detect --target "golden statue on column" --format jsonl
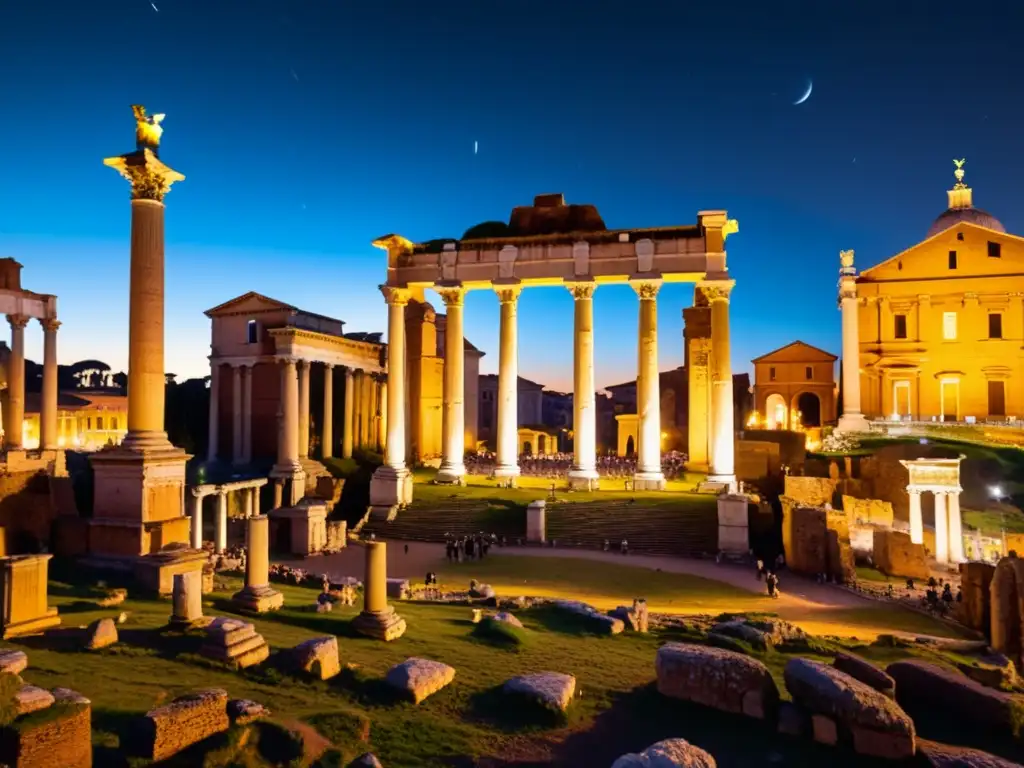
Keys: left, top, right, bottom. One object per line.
{"left": 132, "top": 105, "right": 166, "bottom": 155}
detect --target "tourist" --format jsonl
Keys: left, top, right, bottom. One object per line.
{"left": 404, "top": 543, "right": 409, "bottom": 556}
{"left": 766, "top": 572, "right": 778, "bottom": 598}
{"left": 956, "top": 585, "right": 963, "bottom": 603}
{"left": 620, "top": 539, "right": 629, "bottom": 555}
{"left": 755, "top": 559, "right": 764, "bottom": 581}
{"left": 603, "top": 539, "right": 610, "bottom": 552}
{"left": 941, "top": 583, "right": 953, "bottom": 604}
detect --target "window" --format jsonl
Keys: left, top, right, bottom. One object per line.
{"left": 246, "top": 319, "right": 258, "bottom": 344}
{"left": 957, "top": 232, "right": 964, "bottom": 241}
{"left": 805, "top": 366, "right": 813, "bottom": 380}
{"left": 988, "top": 241, "right": 1002, "bottom": 258}
{"left": 96, "top": 417, "right": 104, "bottom": 430}
{"left": 989, "top": 313, "right": 1003, "bottom": 339}
{"left": 769, "top": 367, "right": 776, "bottom": 381}
{"left": 943, "top": 311, "right": 958, "bottom": 340}
{"left": 894, "top": 314, "right": 908, "bottom": 339}
{"left": 948, "top": 250, "right": 957, "bottom": 269}
{"left": 989, "top": 381, "right": 1007, "bottom": 417}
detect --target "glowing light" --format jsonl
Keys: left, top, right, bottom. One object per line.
{"left": 991, "top": 485, "right": 1003, "bottom": 498}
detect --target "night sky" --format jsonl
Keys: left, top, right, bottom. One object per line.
{"left": 1, "top": 1, "right": 1021, "bottom": 391}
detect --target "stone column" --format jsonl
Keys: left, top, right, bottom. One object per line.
{"left": 377, "top": 379, "right": 388, "bottom": 451}
{"left": 494, "top": 283, "right": 522, "bottom": 483}
{"left": 246, "top": 486, "right": 255, "bottom": 517}
{"left": 232, "top": 515, "right": 283, "bottom": 612}
{"left": 352, "top": 540, "right": 406, "bottom": 641}
{"left": 39, "top": 319, "right": 59, "bottom": 450}
{"left": 838, "top": 251, "right": 870, "bottom": 431}
{"left": 190, "top": 493, "right": 204, "bottom": 549}
{"left": 272, "top": 481, "right": 283, "bottom": 510}
{"left": 566, "top": 281, "right": 599, "bottom": 489}
{"left": 703, "top": 281, "right": 736, "bottom": 485}
{"left": 241, "top": 364, "right": 252, "bottom": 464}
{"left": 5, "top": 314, "right": 27, "bottom": 450}
{"left": 436, "top": 284, "right": 467, "bottom": 484}
{"left": 361, "top": 371, "right": 374, "bottom": 448}
{"left": 342, "top": 367, "right": 354, "bottom": 459}
{"left": 908, "top": 489, "right": 923, "bottom": 544}
{"left": 207, "top": 363, "right": 220, "bottom": 462}
{"left": 683, "top": 295, "right": 712, "bottom": 472}
{"left": 231, "top": 365, "right": 243, "bottom": 465}
{"left": 276, "top": 358, "right": 301, "bottom": 472}
{"left": 215, "top": 491, "right": 228, "bottom": 553}
{"left": 322, "top": 363, "right": 334, "bottom": 459}
{"left": 298, "top": 360, "right": 310, "bottom": 460}
{"left": 632, "top": 278, "right": 665, "bottom": 490}
{"left": 934, "top": 491, "right": 949, "bottom": 564}
{"left": 948, "top": 489, "right": 965, "bottom": 563}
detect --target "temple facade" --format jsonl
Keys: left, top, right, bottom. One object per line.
{"left": 840, "top": 163, "right": 1024, "bottom": 425}
{"left": 752, "top": 341, "right": 837, "bottom": 429}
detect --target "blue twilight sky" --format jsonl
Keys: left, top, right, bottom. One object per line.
{"left": 1, "top": 1, "right": 1021, "bottom": 391}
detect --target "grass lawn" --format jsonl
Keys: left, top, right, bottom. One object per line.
{"left": 963, "top": 507, "right": 1024, "bottom": 536}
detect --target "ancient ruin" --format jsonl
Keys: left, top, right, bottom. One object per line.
{"left": 352, "top": 541, "right": 406, "bottom": 641}
{"left": 901, "top": 456, "right": 965, "bottom": 565}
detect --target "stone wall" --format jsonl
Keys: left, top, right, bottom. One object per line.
{"left": 0, "top": 470, "right": 61, "bottom": 554}
{"left": 841, "top": 496, "right": 894, "bottom": 528}
{"left": 958, "top": 561, "right": 995, "bottom": 636}
{"left": 0, "top": 702, "right": 92, "bottom": 768}
{"left": 872, "top": 530, "right": 929, "bottom": 580}
{"left": 990, "top": 557, "right": 1024, "bottom": 668}
{"left": 736, "top": 441, "right": 781, "bottom": 481}
{"left": 138, "top": 688, "right": 229, "bottom": 761}
{"left": 782, "top": 504, "right": 828, "bottom": 575}
{"left": 784, "top": 477, "right": 838, "bottom": 507}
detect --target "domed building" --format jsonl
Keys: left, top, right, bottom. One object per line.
{"left": 848, "top": 161, "right": 1022, "bottom": 423}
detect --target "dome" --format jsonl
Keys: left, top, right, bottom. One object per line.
{"left": 927, "top": 207, "right": 1005, "bottom": 238}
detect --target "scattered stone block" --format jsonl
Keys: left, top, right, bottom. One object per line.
{"left": 291, "top": 636, "right": 341, "bottom": 681}
{"left": 1, "top": 689, "right": 91, "bottom": 768}
{"left": 139, "top": 688, "right": 229, "bottom": 762}
{"left": 170, "top": 570, "right": 203, "bottom": 627}
{"left": 0, "top": 554, "right": 61, "bottom": 639}
{"left": 873, "top": 530, "right": 930, "bottom": 580}
{"left": 15, "top": 686, "right": 54, "bottom": 716}
{"left": 611, "top": 737, "right": 717, "bottom": 767}
{"left": 52, "top": 688, "right": 90, "bottom": 705}
{"left": 918, "top": 738, "right": 1023, "bottom": 767}
{"left": 811, "top": 714, "right": 838, "bottom": 746}
{"left": 385, "top": 658, "right": 456, "bottom": 704}
{"left": 348, "top": 754, "right": 383, "bottom": 768}
{"left": 656, "top": 643, "right": 779, "bottom": 720}
{"left": 386, "top": 579, "right": 411, "bottom": 600}
{"left": 777, "top": 701, "right": 805, "bottom": 737}
{"left": 96, "top": 588, "right": 127, "bottom": 608}
{"left": 491, "top": 611, "right": 522, "bottom": 628}
{"left": 200, "top": 617, "right": 269, "bottom": 669}
{"left": 887, "top": 659, "right": 1024, "bottom": 740}
{"left": 0, "top": 650, "right": 27, "bottom": 675}
{"left": 228, "top": 698, "right": 270, "bottom": 725}
{"left": 833, "top": 651, "right": 896, "bottom": 698}
{"left": 85, "top": 618, "right": 118, "bottom": 650}
{"left": 610, "top": 600, "right": 650, "bottom": 633}
{"left": 958, "top": 561, "right": 995, "bottom": 634}
{"left": 503, "top": 672, "right": 575, "bottom": 713}
{"left": 553, "top": 599, "right": 624, "bottom": 634}
{"left": 468, "top": 582, "right": 495, "bottom": 600}
{"left": 784, "top": 658, "right": 915, "bottom": 759}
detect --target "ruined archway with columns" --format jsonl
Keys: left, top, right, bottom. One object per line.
{"left": 900, "top": 456, "right": 966, "bottom": 565}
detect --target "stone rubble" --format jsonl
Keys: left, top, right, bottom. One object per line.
{"left": 611, "top": 738, "right": 717, "bottom": 767}
{"left": 290, "top": 636, "right": 341, "bottom": 681}
{"left": 84, "top": 618, "right": 118, "bottom": 650}
{"left": 200, "top": 617, "right": 269, "bottom": 669}
{"left": 656, "top": 643, "right": 779, "bottom": 719}
{"left": 0, "top": 649, "right": 28, "bottom": 675}
{"left": 140, "top": 688, "right": 230, "bottom": 762}
{"left": 503, "top": 672, "right": 576, "bottom": 713}
{"left": 385, "top": 658, "right": 456, "bottom": 704}
{"left": 227, "top": 698, "right": 270, "bottom": 725}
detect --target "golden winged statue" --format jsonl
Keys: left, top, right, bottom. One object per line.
{"left": 840, "top": 250, "right": 855, "bottom": 269}
{"left": 132, "top": 104, "right": 166, "bottom": 153}
{"left": 952, "top": 158, "right": 966, "bottom": 187}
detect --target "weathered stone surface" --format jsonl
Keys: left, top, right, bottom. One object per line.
{"left": 385, "top": 658, "right": 456, "bottom": 704}
{"left": 611, "top": 737, "right": 717, "bottom": 767}
{"left": 348, "top": 754, "right": 384, "bottom": 768}
{"left": 991, "top": 557, "right": 1024, "bottom": 667}
{"left": 874, "top": 530, "right": 930, "bottom": 580}
{"left": 291, "top": 636, "right": 341, "bottom": 680}
{"left": 833, "top": 651, "right": 896, "bottom": 698}
{"left": 386, "top": 578, "right": 410, "bottom": 600}
{"left": 888, "top": 659, "right": 1024, "bottom": 740}
{"left": 957, "top": 654, "right": 1018, "bottom": 691}
{"left": 611, "top": 601, "right": 650, "bottom": 633}
{"left": 0, "top": 649, "right": 27, "bottom": 675}
{"left": 492, "top": 611, "right": 523, "bottom": 628}
{"left": 1, "top": 694, "right": 91, "bottom": 768}
{"left": 504, "top": 672, "right": 575, "bottom": 712}
{"left": 96, "top": 587, "right": 127, "bottom": 607}
{"left": 811, "top": 714, "right": 838, "bottom": 746}
{"left": 959, "top": 562, "right": 996, "bottom": 635}
{"left": 553, "top": 599, "right": 623, "bottom": 634}
{"left": 15, "top": 685, "right": 54, "bottom": 716}
{"left": 781, "top": 504, "right": 828, "bottom": 575}
{"left": 52, "top": 688, "right": 90, "bottom": 706}
{"left": 141, "top": 688, "right": 230, "bottom": 762}
{"left": 843, "top": 495, "right": 894, "bottom": 527}
{"left": 85, "top": 617, "right": 118, "bottom": 650}
{"left": 710, "top": 617, "right": 807, "bottom": 651}
{"left": 784, "top": 658, "right": 915, "bottom": 759}
{"left": 201, "top": 617, "right": 269, "bottom": 668}
{"left": 228, "top": 698, "right": 270, "bottom": 725}
{"left": 918, "top": 738, "right": 1024, "bottom": 767}
{"left": 785, "top": 476, "right": 837, "bottom": 506}
{"left": 469, "top": 582, "right": 495, "bottom": 600}
{"left": 656, "top": 643, "right": 778, "bottom": 719}
{"left": 777, "top": 701, "right": 805, "bottom": 737}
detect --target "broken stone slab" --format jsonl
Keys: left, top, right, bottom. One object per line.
{"left": 290, "top": 636, "right": 341, "bottom": 680}
{"left": 711, "top": 617, "right": 807, "bottom": 651}
{"left": 611, "top": 738, "right": 717, "bottom": 767}
{"left": 918, "top": 738, "right": 1023, "bottom": 767}
{"left": 832, "top": 651, "right": 896, "bottom": 698}
{"left": 2, "top": 688, "right": 90, "bottom": 768}
{"left": 0, "top": 649, "right": 27, "bottom": 675}
{"left": 784, "top": 658, "right": 915, "bottom": 760}
{"left": 503, "top": 672, "right": 575, "bottom": 713}
{"left": 552, "top": 599, "right": 623, "bottom": 634}
{"left": 52, "top": 687, "right": 91, "bottom": 706}
{"left": 956, "top": 653, "right": 1018, "bottom": 691}
{"left": 228, "top": 698, "right": 270, "bottom": 725}
{"left": 141, "top": 688, "right": 230, "bottom": 762}
{"left": 85, "top": 618, "right": 118, "bottom": 650}
{"left": 348, "top": 754, "right": 384, "bottom": 768}
{"left": 385, "top": 658, "right": 456, "bottom": 704}
{"left": 609, "top": 604, "right": 649, "bottom": 633}
{"left": 492, "top": 612, "right": 523, "bottom": 628}
{"left": 656, "top": 643, "right": 779, "bottom": 720}
{"left": 15, "top": 685, "right": 54, "bottom": 716}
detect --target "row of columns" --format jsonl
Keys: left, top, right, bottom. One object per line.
{"left": 1, "top": 315, "right": 60, "bottom": 451}
{"left": 190, "top": 479, "right": 267, "bottom": 553}
{"left": 380, "top": 278, "right": 735, "bottom": 489}
{"left": 908, "top": 487, "right": 965, "bottom": 565}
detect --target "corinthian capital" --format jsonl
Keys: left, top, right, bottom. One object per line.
{"left": 380, "top": 285, "right": 411, "bottom": 307}
{"left": 566, "top": 280, "right": 597, "bottom": 301}
{"left": 40, "top": 318, "right": 61, "bottom": 333}
{"left": 435, "top": 283, "right": 467, "bottom": 307}
{"left": 494, "top": 281, "right": 523, "bottom": 305}
{"left": 630, "top": 278, "right": 662, "bottom": 300}
{"left": 698, "top": 279, "right": 734, "bottom": 303}
{"left": 6, "top": 314, "right": 29, "bottom": 331}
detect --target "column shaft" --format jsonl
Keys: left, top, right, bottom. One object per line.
{"left": 909, "top": 489, "right": 924, "bottom": 544}
{"left": 215, "top": 492, "right": 228, "bottom": 553}
{"left": 5, "top": 315, "right": 26, "bottom": 450}
{"left": 245, "top": 515, "right": 270, "bottom": 589}
{"left": 948, "top": 490, "right": 965, "bottom": 563}
{"left": 343, "top": 368, "right": 355, "bottom": 459}
{"left": 838, "top": 253, "right": 870, "bottom": 431}
{"left": 40, "top": 319, "right": 59, "bottom": 450}
{"left": 934, "top": 491, "right": 949, "bottom": 564}
{"left": 364, "top": 540, "right": 388, "bottom": 613}
{"left": 377, "top": 380, "right": 388, "bottom": 452}
{"left": 190, "top": 494, "right": 203, "bottom": 549}
{"left": 706, "top": 282, "right": 735, "bottom": 484}
{"left": 277, "top": 359, "right": 300, "bottom": 471}
{"left": 383, "top": 290, "right": 408, "bottom": 470}
{"left": 322, "top": 364, "right": 334, "bottom": 459}
{"left": 207, "top": 363, "right": 220, "bottom": 462}
{"left": 567, "top": 282, "right": 598, "bottom": 488}
{"left": 494, "top": 284, "right": 522, "bottom": 480}
{"left": 231, "top": 365, "right": 243, "bottom": 464}
{"left": 437, "top": 286, "right": 466, "bottom": 483}
{"left": 633, "top": 280, "right": 664, "bottom": 488}
{"left": 298, "top": 360, "right": 310, "bottom": 459}
{"left": 241, "top": 364, "right": 252, "bottom": 464}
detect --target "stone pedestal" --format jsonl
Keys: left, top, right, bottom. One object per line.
{"left": 233, "top": 516, "right": 283, "bottom": 612}
{"left": 270, "top": 502, "right": 328, "bottom": 556}
{"left": 368, "top": 465, "right": 413, "bottom": 520}
{"left": 134, "top": 546, "right": 207, "bottom": 596}
{"left": 170, "top": 570, "right": 203, "bottom": 627}
{"left": 352, "top": 541, "right": 406, "bottom": 641}
{"left": 0, "top": 555, "right": 60, "bottom": 639}
{"left": 717, "top": 494, "right": 750, "bottom": 556}
{"left": 526, "top": 500, "right": 546, "bottom": 543}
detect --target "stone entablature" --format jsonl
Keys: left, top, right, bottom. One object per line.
{"left": 268, "top": 327, "right": 384, "bottom": 373}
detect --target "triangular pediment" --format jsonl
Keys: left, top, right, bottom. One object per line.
{"left": 204, "top": 292, "right": 297, "bottom": 318}
{"left": 753, "top": 341, "right": 837, "bottom": 363}
{"left": 859, "top": 222, "right": 1024, "bottom": 282}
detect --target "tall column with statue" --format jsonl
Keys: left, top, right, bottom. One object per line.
{"left": 90, "top": 106, "right": 205, "bottom": 572}
{"left": 837, "top": 250, "right": 870, "bottom": 432}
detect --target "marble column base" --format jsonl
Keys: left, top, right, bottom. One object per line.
{"left": 704, "top": 474, "right": 737, "bottom": 493}
{"left": 435, "top": 462, "right": 466, "bottom": 485}
{"left": 369, "top": 465, "right": 413, "bottom": 520}
{"left": 836, "top": 413, "right": 871, "bottom": 433}
{"left": 352, "top": 606, "right": 407, "bottom": 641}
{"left": 492, "top": 465, "right": 520, "bottom": 487}
{"left": 633, "top": 472, "right": 666, "bottom": 491}
{"left": 567, "top": 468, "right": 600, "bottom": 491}
{"left": 232, "top": 584, "right": 284, "bottom": 613}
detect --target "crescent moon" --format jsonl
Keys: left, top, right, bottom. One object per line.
{"left": 794, "top": 79, "right": 813, "bottom": 106}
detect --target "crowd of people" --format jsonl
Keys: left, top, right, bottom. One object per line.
{"left": 444, "top": 532, "right": 502, "bottom": 562}
{"left": 463, "top": 450, "right": 690, "bottom": 481}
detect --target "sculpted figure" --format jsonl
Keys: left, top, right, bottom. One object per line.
{"left": 132, "top": 104, "right": 166, "bottom": 153}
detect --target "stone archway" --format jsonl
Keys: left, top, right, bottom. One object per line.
{"left": 796, "top": 392, "right": 822, "bottom": 427}
{"left": 765, "top": 393, "right": 788, "bottom": 429}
